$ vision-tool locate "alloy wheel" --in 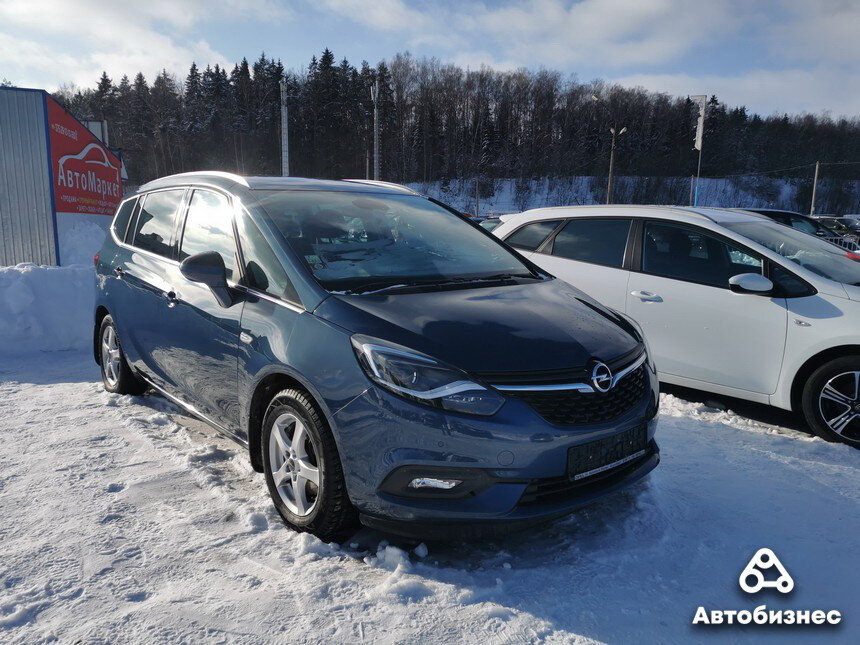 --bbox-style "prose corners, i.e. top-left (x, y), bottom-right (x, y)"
top-left (101, 325), bottom-right (121, 388)
top-left (268, 412), bottom-right (321, 516)
top-left (818, 371), bottom-right (860, 443)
